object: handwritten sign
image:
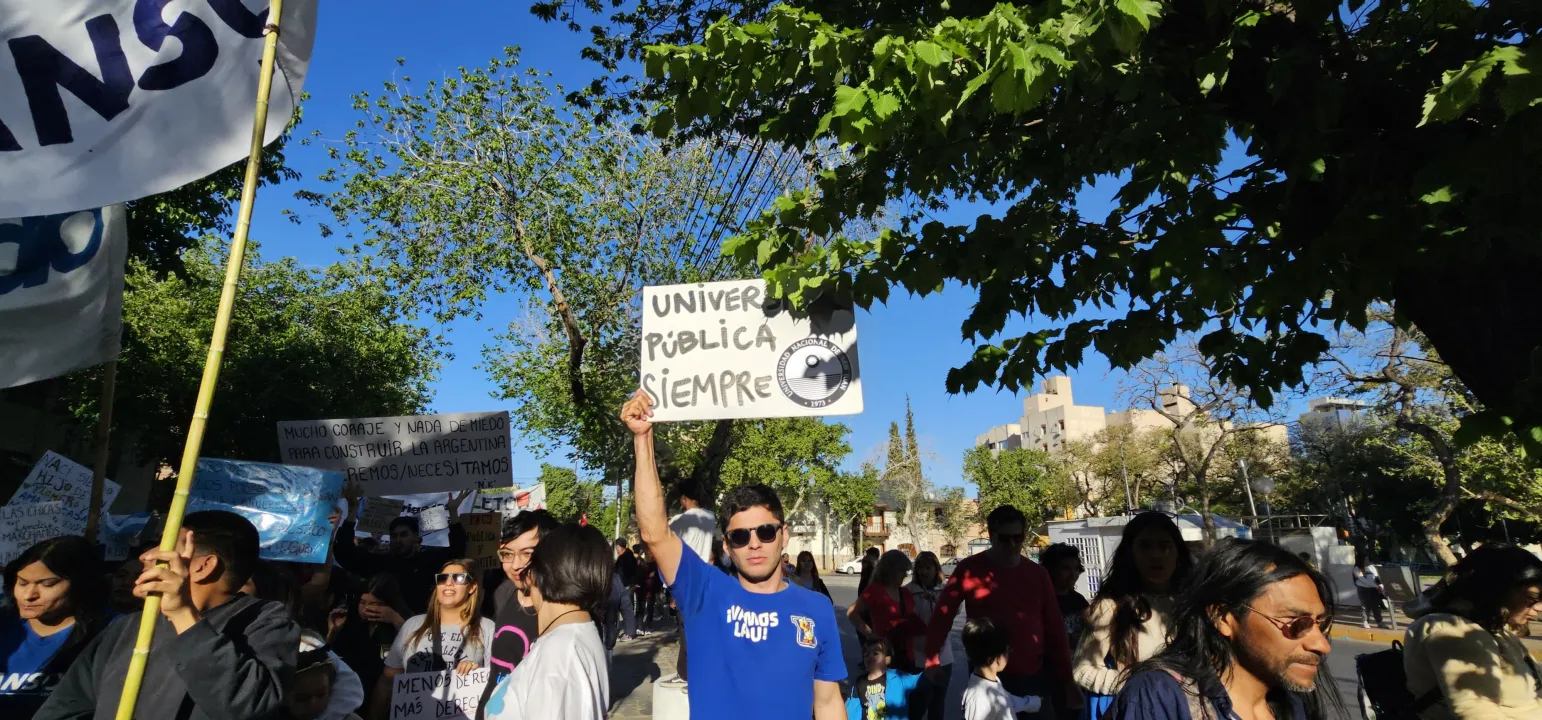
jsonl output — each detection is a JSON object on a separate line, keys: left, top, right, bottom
{"left": 418, "top": 505, "right": 450, "bottom": 534}
{"left": 640, "top": 279, "right": 863, "bottom": 421}
{"left": 188, "top": 459, "right": 345, "bottom": 563}
{"left": 276, "top": 412, "right": 514, "bottom": 495}
{"left": 8, "top": 451, "right": 120, "bottom": 537}
{"left": 465, "top": 484, "right": 546, "bottom": 519}
{"left": 0, "top": 502, "right": 66, "bottom": 566}
{"left": 357, "top": 498, "right": 407, "bottom": 535}
{"left": 463, "top": 513, "right": 502, "bottom": 575}
{"left": 389, "top": 668, "right": 488, "bottom": 720}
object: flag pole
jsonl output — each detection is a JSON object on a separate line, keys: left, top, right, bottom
{"left": 85, "top": 358, "right": 118, "bottom": 542}
{"left": 113, "top": 2, "right": 286, "bottom": 717}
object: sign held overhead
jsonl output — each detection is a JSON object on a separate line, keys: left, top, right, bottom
{"left": 640, "top": 279, "right": 862, "bottom": 422}
{"left": 276, "top": 411, "right": 514, "bottom": 496}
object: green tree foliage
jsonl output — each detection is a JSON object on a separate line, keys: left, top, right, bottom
{"left": 538, "top": 463, "right": 583, "bottom": 522}
{"left": 962, "top": 445, "right": 1075, "bottom": 536}
{"left": 297, "top": 50, "right": 821, "bottom": 493}
{"left": 936, "top": 486, "right": 974, "bottom": 552}
{"left": 822, "top": 461, "right": 880, "bottom": 559}
{"left": 66, "top": 238, "right": 437, "bottom": 467}
{"left": 719, "top": 417, "right": 852, "bottom": 519}
{"left": 641, "top": 1, "right": 1542, "bottom": 448}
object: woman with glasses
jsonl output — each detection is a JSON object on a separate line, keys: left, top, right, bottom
{"left": 1073, "top": 512, "right": 1192, "bottom": 720}
{"left": 0, "top": 536, "right": 107, "bottom": 716}
{"left": 370, "top": 560, "right": 494, "bottom": 720}
{"left": 1403, "top": 544, "right": 1542, "bottom": 718}
{"left": 485, "top": 524, "right": 612, "bottom": 720}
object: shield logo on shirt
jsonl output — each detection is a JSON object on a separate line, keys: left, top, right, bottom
{"left": 792, "top": 615, "right": 816, "bottom": 648}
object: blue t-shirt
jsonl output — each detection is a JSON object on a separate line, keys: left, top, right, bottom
{"left": 673, "top": 545, "right": 846, "bottom": 718}
{"left": 0, "top": 619, "right": 73, "bottom": 674}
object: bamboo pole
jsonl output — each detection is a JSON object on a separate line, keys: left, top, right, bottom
{"left": 113, "top": 3, "right": 285, "bottom": 717}
{"left": 85, "top": 359, "right": 118, "bottom": 543}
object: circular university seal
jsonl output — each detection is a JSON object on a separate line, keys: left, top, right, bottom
{"left": 776, "top": 337, "right": 853, "bottom": 408}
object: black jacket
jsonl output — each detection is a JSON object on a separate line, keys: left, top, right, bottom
{"left": 34, "top": 595, "right": 299, "bottom": 720}
{"left": 332, "top": 519, "right": 468, "bottom": 614}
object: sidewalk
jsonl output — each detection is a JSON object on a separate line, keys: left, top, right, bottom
{"left": 1329, "top": 606, "right": 1542, "bottom": 659}
{"left": 608, "top": 629, "right": 680, "bottom": 720}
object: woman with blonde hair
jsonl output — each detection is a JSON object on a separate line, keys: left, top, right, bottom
{"left": 370, "top": 559, "right": 495, "bottom": 720}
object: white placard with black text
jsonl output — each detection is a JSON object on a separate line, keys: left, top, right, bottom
{"left": 276, "top": 412, "right": 513, "bottom": 496}
{"left": 640, "top": 278, "right": 862, "bottom": 421}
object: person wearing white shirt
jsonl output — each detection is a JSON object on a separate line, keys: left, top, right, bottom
{"left": 484, "top": 524, "right": 611, "bottom": 720}
{"left": 961, "top": 617, "right": 1043, "bottom": 720}
{"left": 1351, "top": 561, "right": 1387, "bottom": 628}
{"left": 665, "top": 481, "right": 718, "bottom": 685}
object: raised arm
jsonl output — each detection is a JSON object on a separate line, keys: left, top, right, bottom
{"left": 623, "top": 391, "right": 683, "bottom": 585}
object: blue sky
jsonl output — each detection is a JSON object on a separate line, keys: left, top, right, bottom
{"left": 247, "top": 3, "right": 1186, "bottom": 493}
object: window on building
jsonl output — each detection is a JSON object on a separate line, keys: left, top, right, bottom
{"left": 940, "top": 544, "right": 957, "bottom": 558}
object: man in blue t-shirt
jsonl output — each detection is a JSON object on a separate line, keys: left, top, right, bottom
{"left": 623, "top": 391, "right": 847, "bottom": 720}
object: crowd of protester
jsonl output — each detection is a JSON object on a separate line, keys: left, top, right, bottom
{"left": 0, "top": 390, "right": 1534, "bottom": 720}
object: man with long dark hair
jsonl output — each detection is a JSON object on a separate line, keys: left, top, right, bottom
{"left": 1108, "top": 538, "right": 1343, "bottom": 720}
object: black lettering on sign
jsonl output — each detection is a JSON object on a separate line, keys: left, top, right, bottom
{"left": 9, "top": 14, "right": 133, "bottom": 147}
{"left": 207, "top": 0, "right": 268, "bottom": 38}
{"left": 133, "top": 0, "right": 219, "bottom": 90}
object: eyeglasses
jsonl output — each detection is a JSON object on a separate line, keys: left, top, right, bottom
{"left": 726, "top": 523, "right": 783, "bottom": 548}
{"left": 497, "top": 549, "right": 528, "bottom": 563}
{"left": 435, "top": 573, "right": 472, "bottom": 586}
{"left": 1244, "top": 605, "right": 1331, "bottom": 639}
{"left": 993, "top": 533, "right": 1025, "bottom": 544}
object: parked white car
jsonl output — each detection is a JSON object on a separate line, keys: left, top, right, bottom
{"left": 836, "top": 557, "right": 865, "bottom": 574}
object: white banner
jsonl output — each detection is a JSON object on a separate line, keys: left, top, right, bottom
{"left": 0, "top": 206, "right": 127, "bottom": 388}
{"left": 389, "top": 669, "right": 488, "bottom": 720}
{"left": 276, "top": 411, "right": 514, "bottom": 496}
{"left": 0, "top": 502, "right": 67, "bottom": 566}
{"left": 8, "top": 451, "right": 121, "bottom": 538}
{"left": 640, "top": 278, "right": 863, "bottom": 421}
{"left": 0, "top": 0, "right": 318, "bottom": 217}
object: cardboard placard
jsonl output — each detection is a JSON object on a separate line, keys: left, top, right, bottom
{"left": 358, "top": 497, "right": 407, "bottom": 535}
{"left": 463, "top": 513, "right": 502, "bottom": 575}
{"left": 0, "top": 502, "right": 66, "bottom": 566}
{"left": 9, "top": 451, "right": 120, "bottom": 538}
{"left": 389, "top": 669, "right": 488, "bottom": 720}
{"left": 276, "top": 411, "right": 514, "bottom": 496}
{"left": 639, "top": 279, "right": 863, "bottom": 421}
{"left": 418, "top": 505, "right": 450, "bottom": 534}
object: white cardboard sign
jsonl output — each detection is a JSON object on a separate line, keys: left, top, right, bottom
{"left": 356, "top": 497, "right": 406, "bottom": 535}
{"left": 417, "top": 505, "right": 450, "bottom": 534}
{"left": 640, "top": 279, "right": 863, "bottom": 421}
{"left": 389, "top": 668, "right": 487, "bottom": 720}
{"left": 0, "top": 501, "right": 66, "bottom": 566}
{"left": 276, "top": 412, "right": 514, "bottom": 496}
{"left": 8, "top": 451, "right": 120, "bottom": 537}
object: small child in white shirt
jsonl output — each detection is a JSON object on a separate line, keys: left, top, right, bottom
{"left": 960, "top": 617, "right": 1044, "bottom": 720}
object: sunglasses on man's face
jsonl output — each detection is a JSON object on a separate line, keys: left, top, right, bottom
{"left": 435, "top": 573, "right": 472, "bottom": 586}
{"left": 1244, "top": 605, "right": 1332, "bottom": 640}
{"left": 725, "top": 523, "right": 782, "bottom": 548}
{"left": 993, "top": 532, "right": 1025, "bottom": 544}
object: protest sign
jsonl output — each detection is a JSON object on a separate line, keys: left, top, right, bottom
{"left": 357, "top": 498, "right": 406, "bottom": 535}
{"left": 418, "top": 505, "right": 450, "bottom": 534}
{"left": 389, "top": 668, "right": 488, "bottom": 720}
{"left": 464, "top": 484, "right": 546, "bottom": 519}
{"left": 8, "top": 451, "right": 121, "bottom": 537}
{"left": 99, "top": 512, "right": 153, "bottom": 562}
{"left": 188, "top": 459, "right": 344, "bottom": 563}
{"left": 0, "top": 502, "right": 66, "bottom": 566}
{"left": 640, "top": 278, "right": 863, "bottom": 421}
{"left": 1, "top": 206, "right": 128, "bottom": 389}
{"left": 463, "top": 513, "right": 501, "bottom": 575}
{"left": 276, "top": 412, "right": 514, "bottom": 496}
{"left": 0, "top": 0, "right": 317, "bottom": 217}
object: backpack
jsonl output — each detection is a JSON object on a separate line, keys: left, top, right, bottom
{"left": 1355, "top": 641, "right": 1440, "bottom": 719}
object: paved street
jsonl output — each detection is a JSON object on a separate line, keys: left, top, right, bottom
{"left": 609, "top": 572, "right": 1383, "bottom": 719}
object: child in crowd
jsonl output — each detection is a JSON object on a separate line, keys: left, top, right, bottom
{"left": 284, "top": 634, "right": 363, "bottom": 720}
{"left": 962, "top": 617, "right": 1043, "bottom": 720}
{"left": 846, "top": 638, "right": 922, "bottom": 720}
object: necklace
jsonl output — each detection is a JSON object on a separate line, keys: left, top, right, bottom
{"left": 538, "top": 608, "right": 586, "bottom": 636}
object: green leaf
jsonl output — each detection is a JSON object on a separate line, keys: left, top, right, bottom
{"left": 1420, "top": 47, "right": 1517, "bottom": 126}
{"left": 871, "top": 91, "right": 901, "bottom": 120}
{"left": 1115, "top": 0, "right": 1162, "bottom": 32}
{"left": 913, "top": 40, "right": 950, "bottom": 68}
{"left": 1420, "top": 186, "right": 1454, "bottom": 204}
{"left": 832, "top": 85, "right": 868, "bottom": 117}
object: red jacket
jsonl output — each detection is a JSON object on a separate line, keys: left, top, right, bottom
{"left": 923, "top": 552, "right": 1073, "bottom": 680}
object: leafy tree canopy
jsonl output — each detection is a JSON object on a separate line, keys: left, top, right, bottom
{"left": 66, "top": 237, "right": 439, "bottom": 467}
{"left": 962, "top": 445, "right": 1076, "bottom": 533}
{"left": 719, "top": 417, "right": 852, "bottom": 517}
{"left": 641, "top": 0, "right": 1542, "bottom": 447}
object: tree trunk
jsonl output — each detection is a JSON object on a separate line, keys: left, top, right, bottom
{"left": 1395, "top": 397, "right": 1464, "bottom": 568}
{"left": 688, "top": 419, "right": 736, "bottom": 499}
{"left": 850, "top": 517, "right": 862, "bottom": 560}
{"left": 1198, "top": 471, "right": 1216, "bottom": 545}
{"left": 1394, "top": 242, "right": 1542, "bottom": 436}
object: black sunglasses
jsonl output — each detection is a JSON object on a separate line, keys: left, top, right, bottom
{"left": 1244, "top": 605, "right": 1331, "bottom": 639}
{"left": 726, "top": 523, "right": 783, "bottom": 548}
{"left": 993, "top": 532, "right": 1025, "bottom": 544}
{"left": 435, "top": 572, "right": 472, "bottom": 586}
